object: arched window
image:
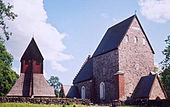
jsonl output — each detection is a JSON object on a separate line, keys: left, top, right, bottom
{"left": 142, "top": 38, "right": 146, "bottom": 45}
{"left": 134, "top": 36, "right": 138, "bottom": 43}
{"left": 100, "top": 82, "right": 105, "bottom": 99}
{"left": 81, "top": 86, "right": 85, "bottom": 99}
{"left": 125, "top": 35, "right": 129, "bottom": 42}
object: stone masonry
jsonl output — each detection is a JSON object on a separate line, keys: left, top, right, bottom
{"left": 74, "top": 80, "right": 92, "bottom": 99}
{"left": 71, "top": 15, "right": 166, "bottom": 104}
{"left": 149, "top": 77, "right": 166, "bottom": 99}
{"left": 93, "top": 49, "right": 119, "bottom": 103}
{"left": 118, "top": 18, "right": 154, "bottom": 100}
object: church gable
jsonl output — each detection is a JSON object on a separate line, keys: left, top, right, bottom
{"left": 7, "top": 38, "right": 55, "bottom": 97}
{"left": 119, "top": 16, "right": 154, "bottom": 54}
{"left": 149, "top": 75, "right": 167, "bottom": 99}
{"left": 92, "top": 15, "right": 135, "bottom": 57}
{"left": 21, "top": 38, "right": 43, "bottom": 74}
{"left": 132, "top": 74, "right": 167, "bottom": 100}
{"left": 21, "top": 38, "right": 43, "bottom": 61}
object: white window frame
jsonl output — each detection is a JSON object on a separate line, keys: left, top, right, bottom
{"left": 134, "top": 36, "right": 138, "bottom": 43}
{"left": 125, "top": 35, "right": 129, "bottom": 42}
{"left": 81, "top": 86, "right": 85, "bottom": 99}
{"left": 142, "top": 38, "right": 146, "bottom": 45}
{"left": 100, "top": 82, "right": 105, "bottom": 99}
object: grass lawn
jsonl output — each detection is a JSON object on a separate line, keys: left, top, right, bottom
{"left": 116, "top": 106, "right": 155, "bottom": 107}
{"left": 0, "top": 103, "right": 89, "bottom": 107}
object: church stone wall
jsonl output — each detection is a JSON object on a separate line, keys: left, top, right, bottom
{"left": 118, "top": 18, "right": 154, "bottom": 100}
{"left": 149, "top": 77, "right": 166, "bottom": 100}
{"left": 74, "top": 80, "right": 92, "bottom": 99}
{"left": 93, "top": 49, "right": 119, "bottom": 103}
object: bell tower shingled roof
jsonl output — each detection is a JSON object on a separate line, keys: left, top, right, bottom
{"left": 21, "top": 38, "right": 44, "bottom": 61}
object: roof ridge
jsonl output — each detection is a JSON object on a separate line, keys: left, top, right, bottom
{"left": 92, "top": 15, "right": 136, "bottom": 57}
{"left": 21, "top": 37, "right": 44, "bottom": 61}
{"left": 109, "top": 15, "right": 136, "bottom": 30}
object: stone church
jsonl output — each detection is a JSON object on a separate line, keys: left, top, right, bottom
{"left": 7, "top": 38, "right": 55, "bottom": 97}
{"left": 60, "top": 15, "right": 167, "bottom": 103}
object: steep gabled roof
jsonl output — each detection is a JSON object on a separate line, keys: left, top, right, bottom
{"left": 93, "top": 15, "right": 154, "bottom": 57}
{"left": 60, "top": 85, "right": 80, "bottom": 98}
{"left": 21, "top": 38, "right": 44, "bottom": 61}
{"left": 73, "top": 57, "right": 93, "bottom": 84}
{"left": 132, "top": 74, "right": 156, "bottom": 99}
{"left": 93, "top": 15, "right": 135, "bottom": 57}
{"left": 7, "top": 73, "right": 55, "bottom": 97}
{"left": 132, "top": 74, "right": 167, "bottom": 99}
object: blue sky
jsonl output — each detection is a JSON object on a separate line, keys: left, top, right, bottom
{"left": 4, "top": 0, "right": 170, "bottom": 85}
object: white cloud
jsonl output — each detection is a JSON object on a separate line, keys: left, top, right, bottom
{"left": 139, "top": 0, "right": 170, "bottom": 23}
{"left": 100, "top": 13, "right": 109, "bottom": 19}
{"left": 3, "top": 0, "right": 73, "bottom": 72}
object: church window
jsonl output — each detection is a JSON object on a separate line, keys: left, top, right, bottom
{"left": 36, "top": 60, "right": 40, "bottom": 65}
{"left": 135, "top": 64, "right": 139, "bottom": 70}
{"left": 134, "top": 36, "right": 138, "bottom": 43}
{"left": 143, "top": 38, "right": 146, "bottom": 45}
{"left": 125, "top": 35, "right": 129, "bottom": 42}
{"left": 81, "top": 86, "right": 85, "bottom": 99}
{"left": 100, "top": 82, "right": 105, "bottom": 99}
{"left": 25, "top": 60, "right": 29, "bottom": 65}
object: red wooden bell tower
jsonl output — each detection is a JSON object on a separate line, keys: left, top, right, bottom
{"left": 20, "top": 38, "right": 44, "bottom": 74}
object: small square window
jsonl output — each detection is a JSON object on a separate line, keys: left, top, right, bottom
{"left": 25, "top": 60, "right": 29, "bottom": 65}
{"left": 134, "top": 37, "right": 138, "bottom": 43}
{"left": 143, "top": 38, "right": 145, "bottom": 45}
{"left": 125, "top": 35, "right": 129, "bottom": 42}
{"left": 36, "top": 61, "right": 40, "bottom": 65}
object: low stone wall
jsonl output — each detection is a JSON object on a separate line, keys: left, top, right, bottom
{"left": 110, "top": 99, "right": 170, "bottom": 107}
{"left": 0, "top": 97, "right": 91, "bottom": 105}
{"left": 124, "top": 99, "right": 170, "bottom": 107}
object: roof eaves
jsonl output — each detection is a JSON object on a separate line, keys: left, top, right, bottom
{"left": 73, "top": 78, "right": 92, "bottom": 84}
{"left": 73, "top": 56, "right": 91, "bottom": 84}
{"left": 156, "top": 74, "right": 168, "bottom": 99}
{"left": 92, "top": 48, "right": 118, "bottom": 58}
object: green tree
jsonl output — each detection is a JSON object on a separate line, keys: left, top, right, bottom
{"left": 0, "top": 0, "right": 18, "bottom": 96}
{"left": 160, "top": 35, "right": 170, "bottom": 99}
{"left": 48, "top": 76, "right": 62, "bottom": 97}
{"left": 0, "top": 0, "right": 17, "bottom": 41}
{"left": 154, "top": 66, "right": 158, "bottom": 73}
{"left": 0, "top": 40, "right": 19, "bottom": 96}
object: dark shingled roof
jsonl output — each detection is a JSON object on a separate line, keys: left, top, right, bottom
{"left": 73, "top": 57, "right": 93, "bottom": 84}
{"left": 21, "top": 38, "right": 44, "bottom": 61}
{"left": 93, "top": 15, "right": 135, "bottom": 57}
{"left": 132, "top": 74, "right": 156, "bottom": 99}
{"left": 93, "top": 15, "right": 154, "bottom": 57}
{"left": 66, "top": 86, "right": 80, "bottom": 98}
{"left": 73, "top": 15, "right": 155, "bottom": 84}
{"left": 60, "top": 85, "right": 80, "bottom": 98}
{"left": 7, "top": 73, "right": 55, "bottom": 97}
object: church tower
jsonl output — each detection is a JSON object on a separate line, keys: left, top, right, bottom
{"left": 7, "top": 38, "right": 55, "bottom": 97}
{"left": 21, "top": 38, "right": 43, "bottom": 74}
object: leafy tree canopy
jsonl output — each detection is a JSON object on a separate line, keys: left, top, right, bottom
{"left": 0, "top": 0, "right": 18, "bottom": 96}
{"left": 48, "top": 76, "right": 62, "bottom": 97}
{"left": 0, "top": 41, "right": 19, "bottom": 96}
{"left": 0, "top": 0, "right": 17, "bottom": 41}
{"left": 160, "top": 35, "right": 170, "bottom": 99}
{"left": 161, "top": 35, "right": 170, "bottom": 69}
